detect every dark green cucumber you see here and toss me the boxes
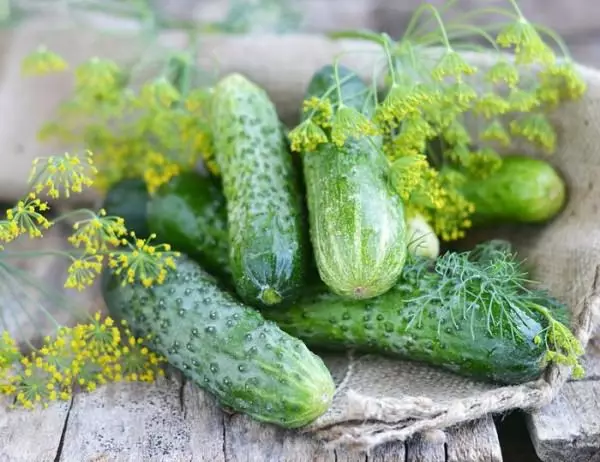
[101,256,335,428]
[458,155,567,225]
[146,171,230,281]
[210,73,309,307]
[263,243,566,385]
[300,65,407,300]
[102,178,150,239]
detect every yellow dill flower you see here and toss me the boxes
[74,57,124,98]
[485,60,520,88]
[288,120,328,153]
[0,331,21,371]
[431,49,477,81]
[430,171,476,242]
[442,120,471,147]
[473,93,510,118]
[6,196,52,238]
[29,151,97,199]
[496,17,555,65]
[538,62,587,103]
[302,96,334,129]
[509,113,557,153]
[480,119,511,147]
[330,104,379,147]
[64,255,105,291]
[139,77,181,109]
[375,83,434,130]
[388,152,431,201]
[108,233,179,287]
[445,80,478,110]
[21,46,68,76]
[461,148,503,179]
[68,208,127,253]
[143,152,182,195]
[508,87,541,112]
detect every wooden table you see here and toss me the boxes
[0,223,599,462]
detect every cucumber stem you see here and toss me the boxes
[260,287,283,306]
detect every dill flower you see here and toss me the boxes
[302,96,334,128]
[509,113,557,153]
[64,255,105,291]
[108,233,180,287]
[6,195,52,238]
[507,87,541,112]
[496,17,555,66]
[461,148,503,179]
[330,104,379,147]
[143,152,182,195]
[485,60,520,88]
[68,208,128,252]
[74,57,125,100]
[139,77,181,109]
[480,119,512,147]
[538,62,587,103]
[431,49,477,81]
[21,46,68,76]
[29,151,97,199]
[473,93,510,119]
[288,120,328,153]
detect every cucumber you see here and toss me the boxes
[101,256,335,428]
[263,243,568,385]
[146,171,230,281]
[210,73,309,307]
[299,65,407,300]
[458,155,567,225]
[102,178,150,239]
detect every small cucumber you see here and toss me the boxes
[300,65,407,300]
[146,171,230,281]
[101,256,335,429]
[210,73,309,307]
[458,155,567,225]
[263,244,566,385]
[102,178,150,239]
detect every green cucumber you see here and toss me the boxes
[458,155,567,225]
[263,242,570,385]
[146,171,230,281]
[101,256,335,428]
[210,73,309,307]
[300,65,407,300]
[102,178,150,239]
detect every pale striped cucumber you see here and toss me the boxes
[300,65,408,299]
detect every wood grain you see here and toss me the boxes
[527,377,600,462]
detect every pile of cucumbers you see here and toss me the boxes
[101,65,572,429]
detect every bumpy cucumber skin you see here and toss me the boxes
[147,172,230,281]
[101,256,335,429]
[263,276,549,385]
[210,74,309,307]
[459,155,567,225]
[301,65,407,300]
[102,178,150,239]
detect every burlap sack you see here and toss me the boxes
[1,19,600,451]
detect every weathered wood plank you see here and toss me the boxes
[58,373,193,462]
[0,400,71,462]
[405,432,446,462]
[527,378,600,462]
[446,415,503,462]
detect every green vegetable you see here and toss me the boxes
[458,155,567,225]
[102,178,150,239]
[263,241,583,385]
[407,213,439,259]
[146,171,230,281]
[210,73,309,307]
[101,256,335,428]
[300,64,407,300]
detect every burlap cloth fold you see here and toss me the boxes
[1,23,600,450]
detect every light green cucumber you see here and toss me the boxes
[101,256,335,429]
[458,155,567,225]
[210,73,309,307]
[300,65,407,300]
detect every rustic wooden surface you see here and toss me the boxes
[526,353,600,462]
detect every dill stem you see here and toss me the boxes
[52,208,98,225]
[332,58,345,106]
[0,249,86,260]
[381,36,397,86]
[506,0,524,19]
[533,23,572,60]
